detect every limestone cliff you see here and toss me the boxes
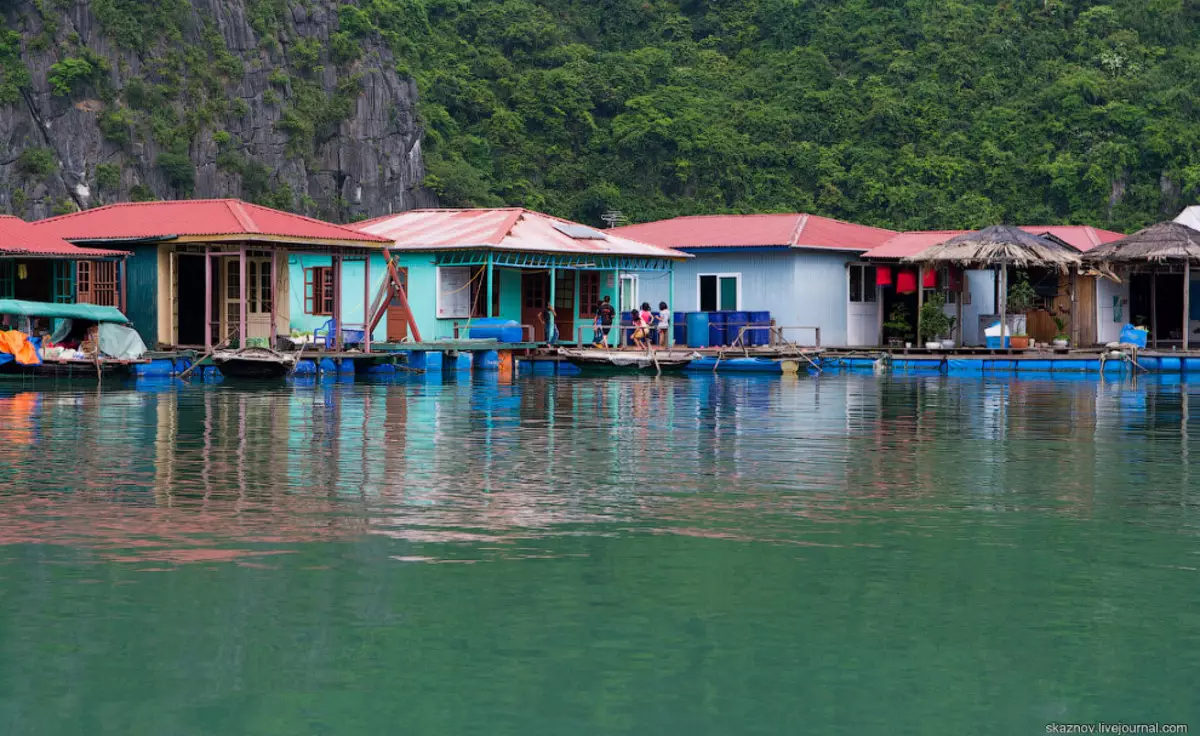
[0,0,435,222]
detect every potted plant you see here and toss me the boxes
[941,316,958,350]
[1006,274,1037,349]
[1052,315,1069,349]
[883,304,912,348]
[918,293,953,349]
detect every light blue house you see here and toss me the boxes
[613,214,899,346]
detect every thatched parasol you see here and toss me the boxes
[902,225,1082,348]
[902,225,1081,269]
[1082,221,1200,350]
[1081,221,1200,264]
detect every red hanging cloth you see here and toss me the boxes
[896,269,917,294]
[946,266,963,292]
[922,267,938,289]
[876,265,893,287]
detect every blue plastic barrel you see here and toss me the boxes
[708,311,728,346]
[686,312,710,348]
[673,311,686,345]
[748,311,770,346]
[727,311,749,346]
[469,317,524,343]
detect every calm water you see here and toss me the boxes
[0,373,1198,735]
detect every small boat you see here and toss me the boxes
[211,347,297,379]
[558,348,699,373]
[0,299,149,380]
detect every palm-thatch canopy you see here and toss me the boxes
[1081,221,1200,264]
[902,225,1081,270]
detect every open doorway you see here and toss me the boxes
[176,254,206,346]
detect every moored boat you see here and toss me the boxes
[0,299,149,380]
[211,347,298,379]
[558,348,698,373]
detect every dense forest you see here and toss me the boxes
[2,0,1199,230]
[412,0,1200,231]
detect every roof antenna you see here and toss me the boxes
[601,210,628,229]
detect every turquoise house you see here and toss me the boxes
[350,209,689,345]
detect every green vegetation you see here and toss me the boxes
[95,162,121,192]
[48,56,97,96]
[0,29,31,104]
[16,147,56,178]
[918,293,954,343]
[157,150,195,193]
[341,0,1200,230]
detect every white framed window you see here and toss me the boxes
[619,274,638,313]
[698,273,741,311]
[848,264,877,303]
[437,266,473,319]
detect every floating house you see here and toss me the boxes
[352,209,689,344]
[33,200,389,349]
[866,226,1125,347]
[0,215,128,308]
[610,214,898,346]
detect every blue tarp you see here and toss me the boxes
[0,299,129,324]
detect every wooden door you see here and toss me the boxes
[522,272,549,342]
[554,270,575,344]
[386,267,410,342]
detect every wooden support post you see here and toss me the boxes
[1152,272,1158,348]
[363,255,372,353]
[485,252,494,318]
[668,266,675,348]
[998,265,1007,349]
[239,244,248,348]
[549,266,556,344]
[333,253,344,352]
[269,250,277,350]
[1185,260,1192,352]
[204,249,212,350]
[916,265,925,345]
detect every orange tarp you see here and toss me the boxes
[0,330,40,365]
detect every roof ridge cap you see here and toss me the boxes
[788,214,809,246]
[226,200,261,233]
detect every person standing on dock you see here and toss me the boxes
[539,303,559,346]
[594,296,616,348]
[657,302,670,348]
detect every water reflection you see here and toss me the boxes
[1,373,1199,566]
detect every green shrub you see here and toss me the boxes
[129,184,156,201]
[0,30,31,104]
[48,56,96,96]
[95,162,121,191]
[157,150,195,192]
[16,147,56,178]
[291,38,322,74]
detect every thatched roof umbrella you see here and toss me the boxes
[902,225,1082,348]
[1082,221,1200,349]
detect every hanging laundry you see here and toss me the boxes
[946,266,963,292]
[922,267,938,289]
[876,265,893,287]
[896,269,917,294]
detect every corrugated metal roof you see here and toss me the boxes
[609,213,898,252]
[866,226,1126,259]
[32,200,389,245]
[0,215,127,258]
[354,208,689,258]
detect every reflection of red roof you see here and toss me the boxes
[33,200,388,246]
[0,215,126,258]
[610,214,898,252]
[354,208,689,258]
[867,225,1126,259]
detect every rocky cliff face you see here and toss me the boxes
[0,0,435,222]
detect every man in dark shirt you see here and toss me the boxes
[594,296,616,347]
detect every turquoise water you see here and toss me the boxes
[0,374,1198,734]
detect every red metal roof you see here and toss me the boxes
[0,215,126,258]
[354,208,689,258]
[32,199,389,245]
[609,214,898,252]
[866,225,1127,259]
